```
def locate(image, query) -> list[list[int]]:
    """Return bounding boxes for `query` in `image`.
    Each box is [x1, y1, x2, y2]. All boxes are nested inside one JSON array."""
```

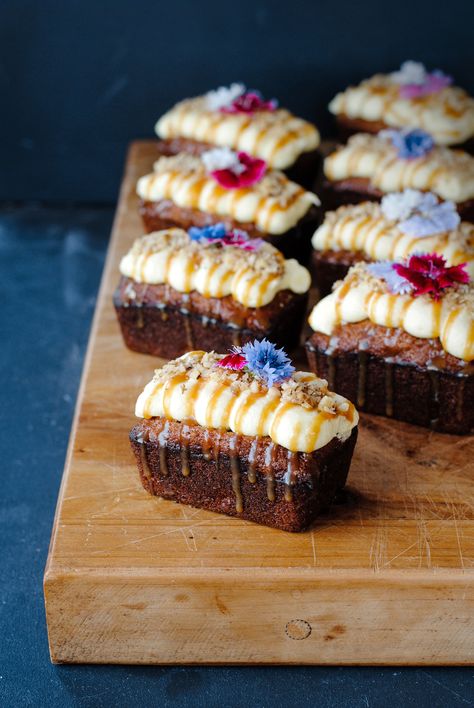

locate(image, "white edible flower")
[[391, 60, 427, 85], [202, 146, 245, 174], [381, 189, 436, 222], [205, 83, 245, 111]]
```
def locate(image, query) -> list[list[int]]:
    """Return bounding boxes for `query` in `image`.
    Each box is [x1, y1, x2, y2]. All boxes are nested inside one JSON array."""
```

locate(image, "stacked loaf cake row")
[[115, 66, 474, 531]]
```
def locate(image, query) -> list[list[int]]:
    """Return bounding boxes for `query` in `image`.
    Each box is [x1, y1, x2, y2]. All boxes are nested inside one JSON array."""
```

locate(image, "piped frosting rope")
[[309, 261, 474, 361], [120, 227, 310, 307], [328, 62, 474, 145], [155, 84, 320, 169], [324, 133, 474, 202], [312, 198, 474, 279], [137, 152, 320, 235], [135, 348, 358, 453]]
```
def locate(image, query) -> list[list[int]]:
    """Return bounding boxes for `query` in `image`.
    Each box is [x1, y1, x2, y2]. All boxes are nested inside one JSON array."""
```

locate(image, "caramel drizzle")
[[320, 208, 470, 265], [229, 434, 243, 513], [330, 282, 473, 361], [141, 161, 312, 234], [161, 102, 317, 165], [337, 80, 472, 140], [136, 429, 152, 479], [326, 135, 474, 199], [128, 233, 289, 309]]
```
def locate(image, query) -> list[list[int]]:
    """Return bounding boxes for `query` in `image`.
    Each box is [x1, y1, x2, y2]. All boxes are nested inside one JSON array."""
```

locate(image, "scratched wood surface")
[[44, 141, 474, 665]]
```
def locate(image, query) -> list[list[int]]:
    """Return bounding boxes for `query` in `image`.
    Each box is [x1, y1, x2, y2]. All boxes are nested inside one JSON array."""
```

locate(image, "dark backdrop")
[[1, 0, 473, 203]]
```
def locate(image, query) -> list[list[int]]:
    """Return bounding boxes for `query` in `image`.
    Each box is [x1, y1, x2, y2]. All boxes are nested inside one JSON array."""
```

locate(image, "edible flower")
[[381, 189, 460, 236], [380, 128, 434, 160], [188, 223, 264, 251], [202, 147, 266, 189], [217, 347, 247, 370], [367, 260, 413, 295], [391, 60, 452, 99], [205, 83, 245, 111], [204, 83, 277, 113], [368, 254, 469, 300], [393, 253, 469, 299], [217, 338, 294, 387], [221, 90, 278, 114]]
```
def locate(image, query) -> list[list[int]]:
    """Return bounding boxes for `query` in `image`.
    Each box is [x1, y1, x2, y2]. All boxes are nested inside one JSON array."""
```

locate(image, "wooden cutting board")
[[44, 141, 474, 665]]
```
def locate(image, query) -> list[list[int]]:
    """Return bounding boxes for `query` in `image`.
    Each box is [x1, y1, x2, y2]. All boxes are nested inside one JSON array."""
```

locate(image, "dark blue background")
[[1, 0, 474, 202], [1, 0, 474, 705]]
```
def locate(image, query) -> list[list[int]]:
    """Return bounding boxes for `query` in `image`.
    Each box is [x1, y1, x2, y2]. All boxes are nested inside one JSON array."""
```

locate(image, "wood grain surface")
[[44, 141, 474, 665]]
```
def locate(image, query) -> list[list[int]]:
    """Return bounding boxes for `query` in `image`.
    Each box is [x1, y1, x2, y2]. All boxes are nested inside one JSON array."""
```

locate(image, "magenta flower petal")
[[210, 152, 266, 189]]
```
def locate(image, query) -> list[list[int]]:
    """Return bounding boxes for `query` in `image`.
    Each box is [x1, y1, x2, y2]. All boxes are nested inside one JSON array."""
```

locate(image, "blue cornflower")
[[241, 339, 294, 387], [188, 223, 227, 242], [382, 128, 434, 160]]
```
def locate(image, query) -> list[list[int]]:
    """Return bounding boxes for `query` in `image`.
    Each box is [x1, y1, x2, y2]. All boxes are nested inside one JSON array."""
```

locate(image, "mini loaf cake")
[[312, 190, 474, 294], [114, 225, 311, 358], [136, 149, 320, 263], [306, 255, 474, 434], [322, 131, 474, 220], [329, 61, 474, 150], [155, 83, 321, 187], [130, 342, 359, 532]]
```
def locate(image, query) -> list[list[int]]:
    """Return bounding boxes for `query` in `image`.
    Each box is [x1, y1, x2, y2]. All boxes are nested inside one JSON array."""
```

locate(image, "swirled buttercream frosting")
[[312, 201, 474, 278], [136, 153, 320, 235], [324, 133, 474, 203], [309, 263, 474, 361], [329, 68, 474, 146], [135, 350, 358, 453], [156, 90, 320, 169], [120, 228, 310, 308]]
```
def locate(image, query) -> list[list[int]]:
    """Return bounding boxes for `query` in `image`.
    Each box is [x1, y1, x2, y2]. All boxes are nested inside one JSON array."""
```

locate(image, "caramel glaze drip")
[[284, 449, 298, 502], [385, 361, 394, 417], [264, 442, 276, 502], [428, 370, 440, 428], [357, 351, 368, 408], [136, 429, 152, 479], [247, 438, 258, 484], [229, 434, 243, 513], [180, 422, 191, 477], [157, 420, 170, 475]]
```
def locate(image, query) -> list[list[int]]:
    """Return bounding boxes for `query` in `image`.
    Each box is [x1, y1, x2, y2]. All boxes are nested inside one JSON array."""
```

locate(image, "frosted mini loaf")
[[156, 83, 320, 170], [329, 61, 474, 147]]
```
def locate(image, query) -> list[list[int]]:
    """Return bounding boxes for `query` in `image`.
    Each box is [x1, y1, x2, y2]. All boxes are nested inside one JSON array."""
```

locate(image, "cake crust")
[[306, 325, 473, 434], [130, 417, 358, 532], [114, 276, 308, 358]]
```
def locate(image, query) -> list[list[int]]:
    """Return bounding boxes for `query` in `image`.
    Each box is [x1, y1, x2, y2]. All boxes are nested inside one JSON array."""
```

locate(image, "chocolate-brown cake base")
[[130, 417, 358, 532], [156, 138, 322, 190], [139, 199, 320, 265], [311, 248, 365, 296], [321, 177, 474, 223], [334, 114, 474, 154], [305, 325, 474, 434], [114, 276, 308, 358]]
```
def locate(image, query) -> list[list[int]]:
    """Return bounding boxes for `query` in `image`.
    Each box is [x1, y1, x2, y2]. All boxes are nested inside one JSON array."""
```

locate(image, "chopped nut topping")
[[150, 351, 349, 411]]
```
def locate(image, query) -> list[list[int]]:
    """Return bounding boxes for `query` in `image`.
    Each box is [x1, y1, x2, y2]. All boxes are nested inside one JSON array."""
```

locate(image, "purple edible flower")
[[381, 128, 434, 160], [367, 261, 414, 295], [241, 339, 294, 387]]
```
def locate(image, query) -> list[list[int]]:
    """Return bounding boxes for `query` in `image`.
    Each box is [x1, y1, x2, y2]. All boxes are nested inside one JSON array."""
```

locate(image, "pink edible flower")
[[211, 151, 266, 189], [217, 349, 247, 370], [399, 72, 453, 99], [393, 253, 469, 300], [221, 91, 277, 114]]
